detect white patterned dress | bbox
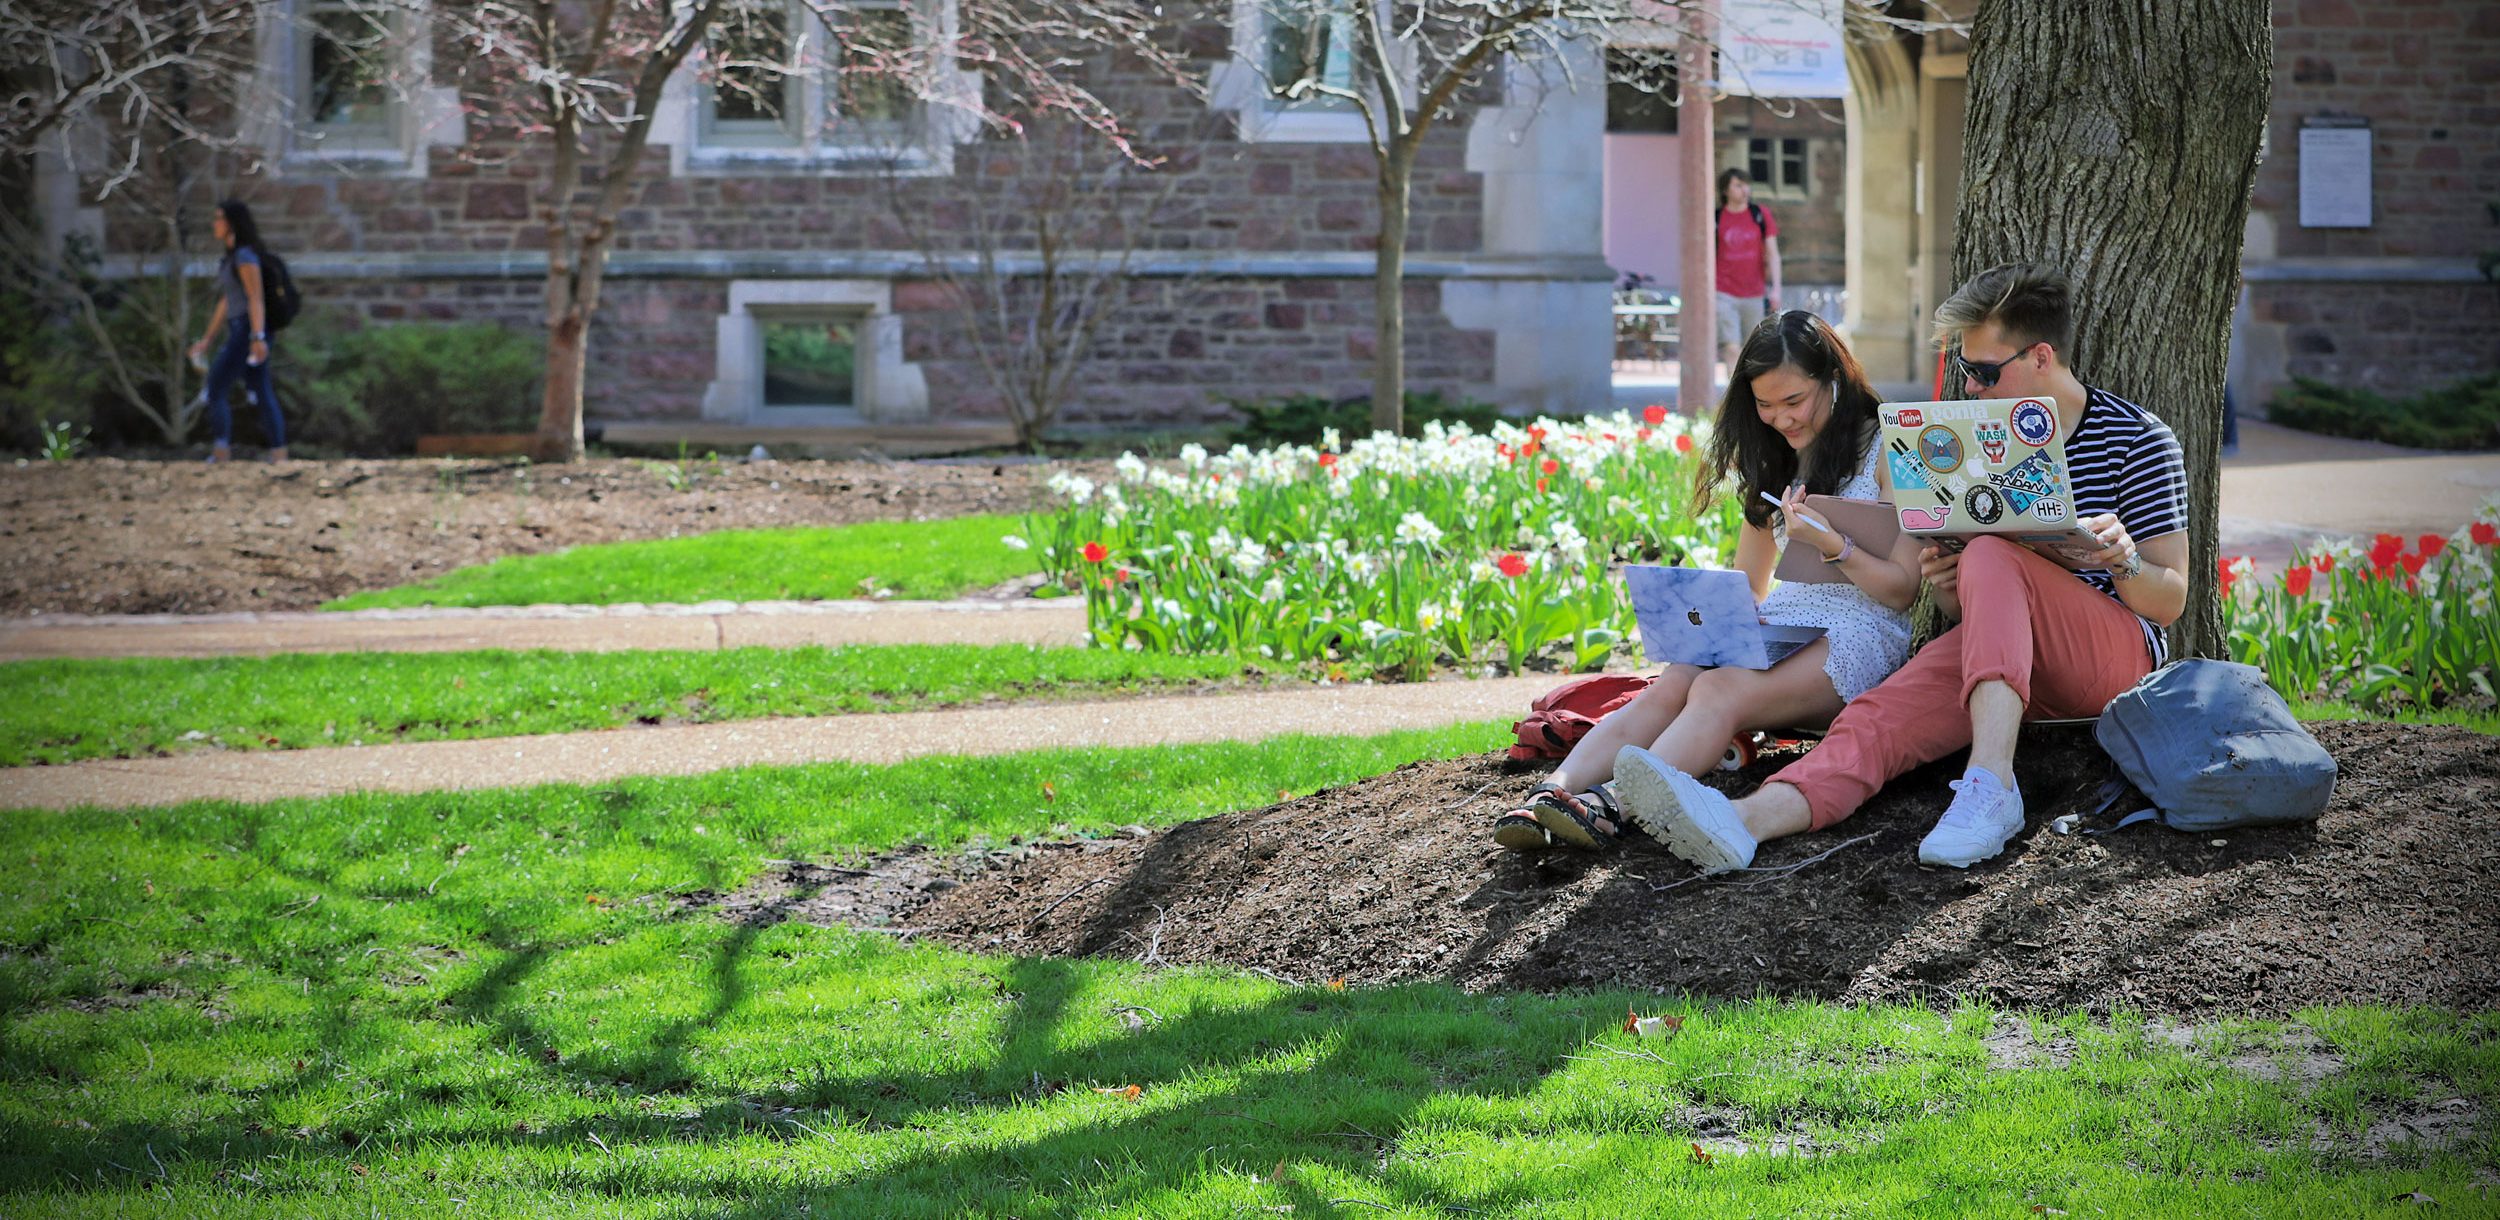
[1758,435,1914,702]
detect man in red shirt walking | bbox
[1714,168,1784,370]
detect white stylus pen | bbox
[1761,490,1831,535]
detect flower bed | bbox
[1014,410,1739,678]
[2224,517,2500,713]
[1019,418,2499,708]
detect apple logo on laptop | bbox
[1687,608,1704,626]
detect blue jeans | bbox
[204,318,284,449]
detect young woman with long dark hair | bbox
[1495,311,1926,852]
[187,199,286,462]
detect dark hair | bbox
[1715,167,1749,208]
[1932,261,2072,355]
[1693,310,1884,529]
[214,198,264,257]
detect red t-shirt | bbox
[1715,204,1778,298]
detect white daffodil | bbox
[1417,602,1444,632]
[1345,553,1380,582]
[1395,511,1445,548]
[1000,534,1030,551]
[1260,576,1286,603]
[1177,443,1209,469]
[1114,452,1148,482]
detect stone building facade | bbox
[38,2,1617,442]
[2234,0,2500,407]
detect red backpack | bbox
[1507,674,1656,760]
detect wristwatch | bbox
[2114,550,2145,581]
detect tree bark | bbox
[1371,141,1414,437]
[1951,0,2270,662]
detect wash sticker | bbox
[1976,419,2009,464]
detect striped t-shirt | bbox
[2062,384,2188,663]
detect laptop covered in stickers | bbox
[1875,396,2107,569]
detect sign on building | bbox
[1718,0,1848,99]
[2298,115,2372,229]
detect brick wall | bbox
[2246,0,2500,398]
[169,26,1511,428]
[901,277,1493,428]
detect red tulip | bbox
[2369,536,2403,570]
[1535,478,1550,494]
[1317,452,1337,468]
[2284,565,2313,598]
[1675,434,1695,454]
[1497,552,1529,578]
[2418,533,2446,559]
[1643,404,1668,425]
[2400,551,2427,577]
[2473,521,2499,546]
[2312,554,2335,574]
[1081,541,1109,564]
[1539,457,1560,475]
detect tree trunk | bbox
[1370,142,1414,437]
[539,303,588,463]
[536,223,613,464]
[1951,0,2270,662]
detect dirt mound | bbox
[720,720,2500,1018]
[0,457,1074,615]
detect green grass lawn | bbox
[0,643,1253,765]
[324,515,1046,609]
[4,723,2493,1217]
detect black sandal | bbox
[1532,782,1629,852]
[1493,783,1562,851]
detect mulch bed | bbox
[0,457,1080,615]
[711,720,2500,1019]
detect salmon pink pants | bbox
[1771,536,2156,831]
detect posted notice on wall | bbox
[1718,0,1848,99]
[2298,120,2372,228]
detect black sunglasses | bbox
[1954,341,2041,389]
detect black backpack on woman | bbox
[254,247,303,333]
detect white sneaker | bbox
[1918,766,2026,867]
[1613,745,1757,874]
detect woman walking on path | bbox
[1495,311,1926,852]
[187,199,286,463]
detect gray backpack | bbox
[2080,659,2339,834]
